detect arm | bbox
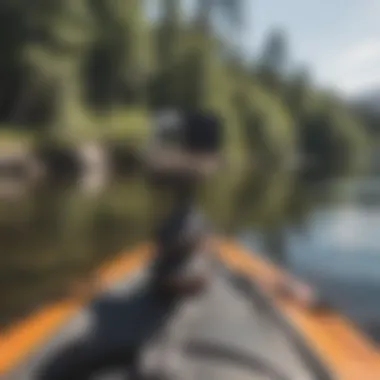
[156,240,212,295]
[159,238,214,295]
[157,276,206,296]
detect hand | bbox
[182,276,208,295]
[273,277,319,308]
[161,276,208,297]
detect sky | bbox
[242,0,380,96]
[148,0,380,97]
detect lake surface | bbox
[1,170,379,344]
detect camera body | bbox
[153,108,223,156]
[145,108,224,192]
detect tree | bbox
[149,0,183,107]
[85,0,150,110]
[285,66,312,120]
[299,99,369,177]
[0,0,29,123]
[235,80,296,168]
[194,0,245,33]
[257,28,289,91]
[157,0,182,68]
[8,0,95,134]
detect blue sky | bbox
[243,0,380,96]
[148,0,380,96]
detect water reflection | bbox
[0,175,156,327]
[1,171,380,344]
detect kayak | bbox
[1,240,379,380]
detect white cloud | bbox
[302,0,380,95]
[317,40,380,95]
[337,71,380,95]
[337,41,380,73]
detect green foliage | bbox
[85,0,151,108]
[328,107,370,173]
[235,79,296,167]
[0,0,370,174]
[257,29,289,92]
[298,98,369,175]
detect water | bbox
[1,170,379,345]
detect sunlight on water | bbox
[289,208,380,280]
[310,207,380,253]
[238,177,380,343]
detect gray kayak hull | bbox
[8,265,323,380]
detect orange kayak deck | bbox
[0,244,151,375]
[215,239,380,380]
[1,240,379,379]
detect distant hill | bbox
[351,88,380,136]
[352,88,380,114]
